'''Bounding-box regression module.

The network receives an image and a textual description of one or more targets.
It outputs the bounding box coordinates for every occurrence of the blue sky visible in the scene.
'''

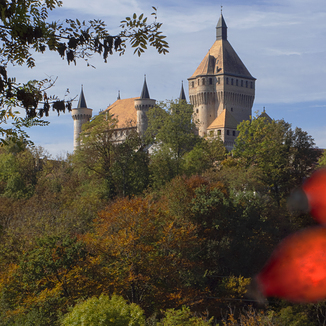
[8,0,326,157]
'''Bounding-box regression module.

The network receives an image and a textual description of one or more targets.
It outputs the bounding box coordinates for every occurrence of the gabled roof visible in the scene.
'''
[207,109,239,129]
[259,110,273,123]
[103,97,138,129]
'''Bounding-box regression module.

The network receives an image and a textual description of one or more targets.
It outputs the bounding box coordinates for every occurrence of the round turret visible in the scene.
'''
[72,86,92,150]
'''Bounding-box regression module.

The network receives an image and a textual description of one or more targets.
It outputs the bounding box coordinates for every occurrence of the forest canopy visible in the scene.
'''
[0,107,323,325]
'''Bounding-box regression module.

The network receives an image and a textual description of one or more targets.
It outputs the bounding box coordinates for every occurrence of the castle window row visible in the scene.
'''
[226,77,253,89]
[191,77,253,89]
[212,129,238,137]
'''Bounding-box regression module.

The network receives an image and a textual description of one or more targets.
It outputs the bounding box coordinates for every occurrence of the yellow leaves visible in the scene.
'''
[80,195,204,311]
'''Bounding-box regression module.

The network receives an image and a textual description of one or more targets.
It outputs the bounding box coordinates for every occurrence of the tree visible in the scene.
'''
[233,116,318,205]
[0,142,44,199]
[0,235,100,325]
[83,196,203,314]
[146,100,199,160]
[158,306,213,326]
[0,1,168,144]
[182,137,226,176]
[73,114,149,198]
[146,100,200,186]
[61,294,145,326]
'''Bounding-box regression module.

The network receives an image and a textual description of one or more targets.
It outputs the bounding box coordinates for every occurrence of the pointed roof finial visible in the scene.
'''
[221,5,223,14]
[117,90,121,100]
[140,74,150,99]
[77,85,87,108]
[216,8,227,41]
[179,80,186,101]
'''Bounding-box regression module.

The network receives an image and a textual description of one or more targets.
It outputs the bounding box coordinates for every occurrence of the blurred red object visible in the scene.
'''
[253,227,326,303]
[302,168,326,224]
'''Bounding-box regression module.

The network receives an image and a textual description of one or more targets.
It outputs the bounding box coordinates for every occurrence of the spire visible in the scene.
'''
[117,90,121,100]
[179,81,186,101]
[216,12,227,40]
[140,75,150,99]
[77,85,87,108]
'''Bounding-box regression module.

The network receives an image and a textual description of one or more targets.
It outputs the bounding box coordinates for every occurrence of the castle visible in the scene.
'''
[72,13,256,152]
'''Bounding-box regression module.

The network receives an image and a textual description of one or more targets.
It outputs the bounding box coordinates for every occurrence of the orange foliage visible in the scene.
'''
[83,196,205,313]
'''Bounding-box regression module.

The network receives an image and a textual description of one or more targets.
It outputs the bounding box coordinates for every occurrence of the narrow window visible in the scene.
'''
[227,130,230,136]
[209,78,212,85]
[246,81,248,88]
[217,77,220,84]
[217,130,221,136]
[196,109,199,114]
[236,79,238,86]
[202,78,205,85]
[231,107,233,112]
[241,80,243,87]
[192,81,194,88]
[226,77,229,85]
[232,130,235,136]
[231,78,234,85]
[198,79,200,86]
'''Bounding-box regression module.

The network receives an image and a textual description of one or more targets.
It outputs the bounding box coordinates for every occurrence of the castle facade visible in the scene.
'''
[72,13,255,152]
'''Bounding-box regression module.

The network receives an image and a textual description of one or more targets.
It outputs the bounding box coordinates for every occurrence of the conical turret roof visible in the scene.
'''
[179,81,186,101]
[140,75,150,99]
[77,86,87,108]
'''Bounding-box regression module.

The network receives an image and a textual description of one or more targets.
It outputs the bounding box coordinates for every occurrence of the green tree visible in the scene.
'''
[74,114,149,198]
[182,137,226,176]
[146,100,199,160]
[0,142,44,199]
[0,1,168,144]
[146,100,200,186]
[233,116,318,205]
[0,234,104,325]
[61,294,145,326]
[317,150,326,167]
[158,306,213,326]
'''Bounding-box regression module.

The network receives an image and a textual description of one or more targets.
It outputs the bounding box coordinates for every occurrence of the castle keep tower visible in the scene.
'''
[188,13,255,150]
[134,76,156,137]
[71,87,92,150]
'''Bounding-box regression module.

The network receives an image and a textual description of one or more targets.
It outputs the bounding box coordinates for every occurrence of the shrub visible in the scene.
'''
[61,294,145,326]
